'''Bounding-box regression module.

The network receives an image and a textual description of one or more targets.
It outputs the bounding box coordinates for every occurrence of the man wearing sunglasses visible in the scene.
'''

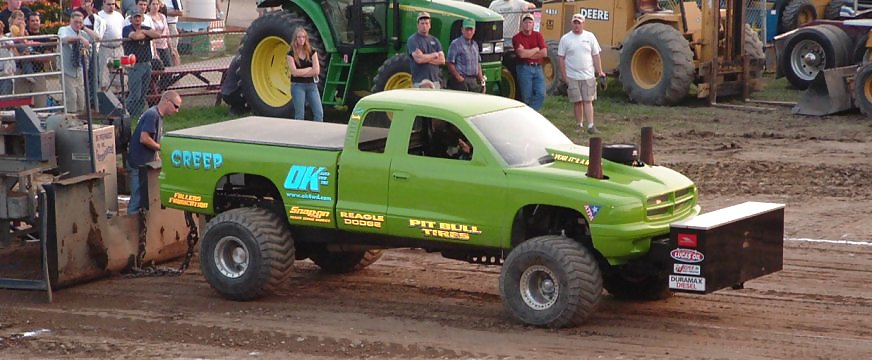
[127,90,182,215]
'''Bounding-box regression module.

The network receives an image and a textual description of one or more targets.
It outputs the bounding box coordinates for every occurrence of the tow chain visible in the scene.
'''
[124,211,199,278]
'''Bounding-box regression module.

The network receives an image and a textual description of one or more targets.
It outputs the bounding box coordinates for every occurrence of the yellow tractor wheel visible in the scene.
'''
[237,11,327,117]
[853,63,872,116]
[618,23,694,105]
[780,0,818,33]
[372,54,414,92]
[500,65,518,100]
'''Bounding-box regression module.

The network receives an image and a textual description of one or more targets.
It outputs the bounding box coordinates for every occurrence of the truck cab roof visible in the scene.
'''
[358,89,526,119]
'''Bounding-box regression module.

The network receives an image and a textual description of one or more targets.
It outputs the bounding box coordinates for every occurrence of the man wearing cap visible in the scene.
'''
[488,0,534,40]
[513,12,547,110]
[558,13,605,134]
[122,7,161,119]
[407,12,445,88]
[447,18,483,93]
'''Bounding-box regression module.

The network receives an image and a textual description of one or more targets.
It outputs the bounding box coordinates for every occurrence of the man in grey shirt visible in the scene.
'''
[407,12,444,88]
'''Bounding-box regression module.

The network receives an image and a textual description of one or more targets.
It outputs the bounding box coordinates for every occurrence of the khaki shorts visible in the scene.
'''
[567,78,597,102]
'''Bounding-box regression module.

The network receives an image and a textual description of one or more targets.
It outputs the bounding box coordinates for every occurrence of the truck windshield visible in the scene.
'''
[469,107,573,167]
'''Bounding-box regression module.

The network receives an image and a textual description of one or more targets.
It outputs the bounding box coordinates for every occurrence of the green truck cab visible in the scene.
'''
[160,89,700,328]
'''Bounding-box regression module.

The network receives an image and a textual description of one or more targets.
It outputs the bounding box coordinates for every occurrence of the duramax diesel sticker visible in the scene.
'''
[289,206,331,223]
[168,192,209,209]
[409,219,482,240]
[340,211,384,228]
[669,275,706,292]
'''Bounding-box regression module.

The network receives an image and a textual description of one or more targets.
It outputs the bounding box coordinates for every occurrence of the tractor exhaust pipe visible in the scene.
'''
[640,127,654,165]
[587,137,603,179]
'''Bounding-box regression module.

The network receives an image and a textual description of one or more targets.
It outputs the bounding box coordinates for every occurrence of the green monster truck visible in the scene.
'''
[160,90,701,328]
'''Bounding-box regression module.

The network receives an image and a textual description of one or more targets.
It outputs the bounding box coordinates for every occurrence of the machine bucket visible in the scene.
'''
[792,66,858,116]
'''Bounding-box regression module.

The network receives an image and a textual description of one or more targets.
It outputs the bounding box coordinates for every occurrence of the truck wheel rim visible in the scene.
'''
[384,72,412,90]
[520,265,559,310]
[253,35,291,107]
[214,236,250,279]
[790,39,824,81]
[631,45,662,90]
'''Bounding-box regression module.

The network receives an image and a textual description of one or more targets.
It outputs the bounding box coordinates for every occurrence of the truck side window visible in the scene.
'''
[410,116,473,161]
[358,111,393,153]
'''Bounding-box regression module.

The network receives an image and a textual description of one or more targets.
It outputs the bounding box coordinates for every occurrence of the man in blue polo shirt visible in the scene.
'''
[127,90,182,214]
[447,18,483,93]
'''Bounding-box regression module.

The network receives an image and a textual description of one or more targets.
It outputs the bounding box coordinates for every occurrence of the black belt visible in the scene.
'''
[519,63,541,66]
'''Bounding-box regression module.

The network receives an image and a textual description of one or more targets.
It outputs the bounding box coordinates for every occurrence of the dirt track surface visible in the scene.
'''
[2,106,871,358]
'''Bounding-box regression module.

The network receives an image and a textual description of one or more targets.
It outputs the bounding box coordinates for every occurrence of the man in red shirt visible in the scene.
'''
[511,12,547,110]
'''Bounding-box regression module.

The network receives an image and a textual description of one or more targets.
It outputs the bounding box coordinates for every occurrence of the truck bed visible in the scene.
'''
[166,117,361,151]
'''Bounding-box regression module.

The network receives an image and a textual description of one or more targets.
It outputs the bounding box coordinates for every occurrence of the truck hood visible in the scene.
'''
[507,144,696,202]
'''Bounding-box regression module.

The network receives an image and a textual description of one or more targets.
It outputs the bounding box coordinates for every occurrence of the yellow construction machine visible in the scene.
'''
[539,0,766,105]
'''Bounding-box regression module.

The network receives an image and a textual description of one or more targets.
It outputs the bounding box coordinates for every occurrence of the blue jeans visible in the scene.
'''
[126,61,152,119]
[127,163,148,215]
[291,82,324,121]
[515,63,545,110]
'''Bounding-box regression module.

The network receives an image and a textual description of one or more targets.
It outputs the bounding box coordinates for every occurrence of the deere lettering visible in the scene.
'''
[171,150,223,170]
[284,165,330,192]
[579,8,609,21]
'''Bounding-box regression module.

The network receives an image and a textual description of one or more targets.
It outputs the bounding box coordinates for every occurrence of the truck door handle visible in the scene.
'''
[392,172,409,180]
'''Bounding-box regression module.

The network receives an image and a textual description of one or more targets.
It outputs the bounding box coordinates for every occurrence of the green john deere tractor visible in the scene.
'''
[225,0,510,117]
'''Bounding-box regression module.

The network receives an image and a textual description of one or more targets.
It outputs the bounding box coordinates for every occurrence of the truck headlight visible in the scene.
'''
[494,41,504,53]
[482,42,494,54]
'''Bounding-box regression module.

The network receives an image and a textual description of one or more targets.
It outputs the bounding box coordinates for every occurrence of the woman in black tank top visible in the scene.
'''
[287,27,323,121]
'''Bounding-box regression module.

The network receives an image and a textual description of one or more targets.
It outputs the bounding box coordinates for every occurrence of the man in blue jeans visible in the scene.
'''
[512,12,547,110]
[122,8,161,119]
[127,90,182,214]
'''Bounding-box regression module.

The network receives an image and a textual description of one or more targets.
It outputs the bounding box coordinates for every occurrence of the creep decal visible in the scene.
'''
[671,248,705,263]
[340,211,384,229]
[409,219,482,241]
[171,150,224,170]
[673,263,701,276]
[168,192,209,209]
[289,206,331,223]
[669,275,706,292]
[284,165,333,201]
[578,8,609,21]
[584,205,601,222]
[550,153,590,166]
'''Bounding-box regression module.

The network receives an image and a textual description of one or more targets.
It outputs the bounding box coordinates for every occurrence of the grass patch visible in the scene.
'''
[166,104,239,131]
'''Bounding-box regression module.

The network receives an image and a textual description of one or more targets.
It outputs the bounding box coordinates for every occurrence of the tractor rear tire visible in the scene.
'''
[619,23,694,106]
[780,0,817,34]
[499,235,603,328]
[311,248,383,274]
[782,25,851,89]
[371,54,414,92]
[237,11,328,117]
[852,63,872,116]
[545,39,566,96]
[200,208,295,301]
[221,55,249,114]
[824,0,846,19]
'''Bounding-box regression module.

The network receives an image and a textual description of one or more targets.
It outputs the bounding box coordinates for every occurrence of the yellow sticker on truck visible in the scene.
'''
[289,206,331,223]
[409,219,482,241]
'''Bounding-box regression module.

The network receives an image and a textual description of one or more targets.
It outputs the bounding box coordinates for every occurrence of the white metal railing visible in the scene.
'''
[0,34,66,112]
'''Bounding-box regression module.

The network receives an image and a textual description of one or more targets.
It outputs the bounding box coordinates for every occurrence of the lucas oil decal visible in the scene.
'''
[671,248,704,263]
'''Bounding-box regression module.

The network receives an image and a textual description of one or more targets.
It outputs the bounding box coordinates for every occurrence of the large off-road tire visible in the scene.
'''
[782,25,851,89]
[237,11,328,117]
[221,55,249,114]
[618,23,694,106]
[823,0,846,19]
[852,63,872,117]
[603,268,672,301]
[311,248,383,274]
[200,208,295,301]
[545,39,566,96]
[780,0,817,34]
[499,235,603,328]
[371,54,413,92]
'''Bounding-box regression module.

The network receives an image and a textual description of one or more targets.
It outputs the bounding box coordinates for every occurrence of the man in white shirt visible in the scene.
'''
[558,13,606,134]
[165,0,182,65]
[97,1,125,91]
[488,0,535,40]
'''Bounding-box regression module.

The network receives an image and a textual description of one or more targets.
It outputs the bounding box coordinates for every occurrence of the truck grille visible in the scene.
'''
[645,186,696,220]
